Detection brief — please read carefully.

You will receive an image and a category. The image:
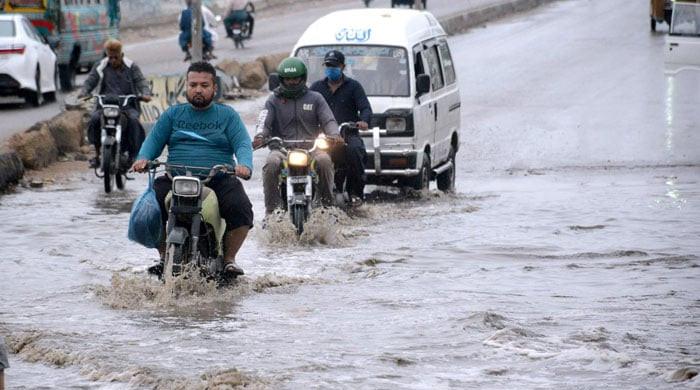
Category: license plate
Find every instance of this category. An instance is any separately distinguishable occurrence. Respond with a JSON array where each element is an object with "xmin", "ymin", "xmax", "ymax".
[
  {"xmin": 233, "ymin": 29, "xmax": 241, "ymax": 34},
  {"xmin": 288, "ymin": 176, "xmax": 308, "ymax": 184}
]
